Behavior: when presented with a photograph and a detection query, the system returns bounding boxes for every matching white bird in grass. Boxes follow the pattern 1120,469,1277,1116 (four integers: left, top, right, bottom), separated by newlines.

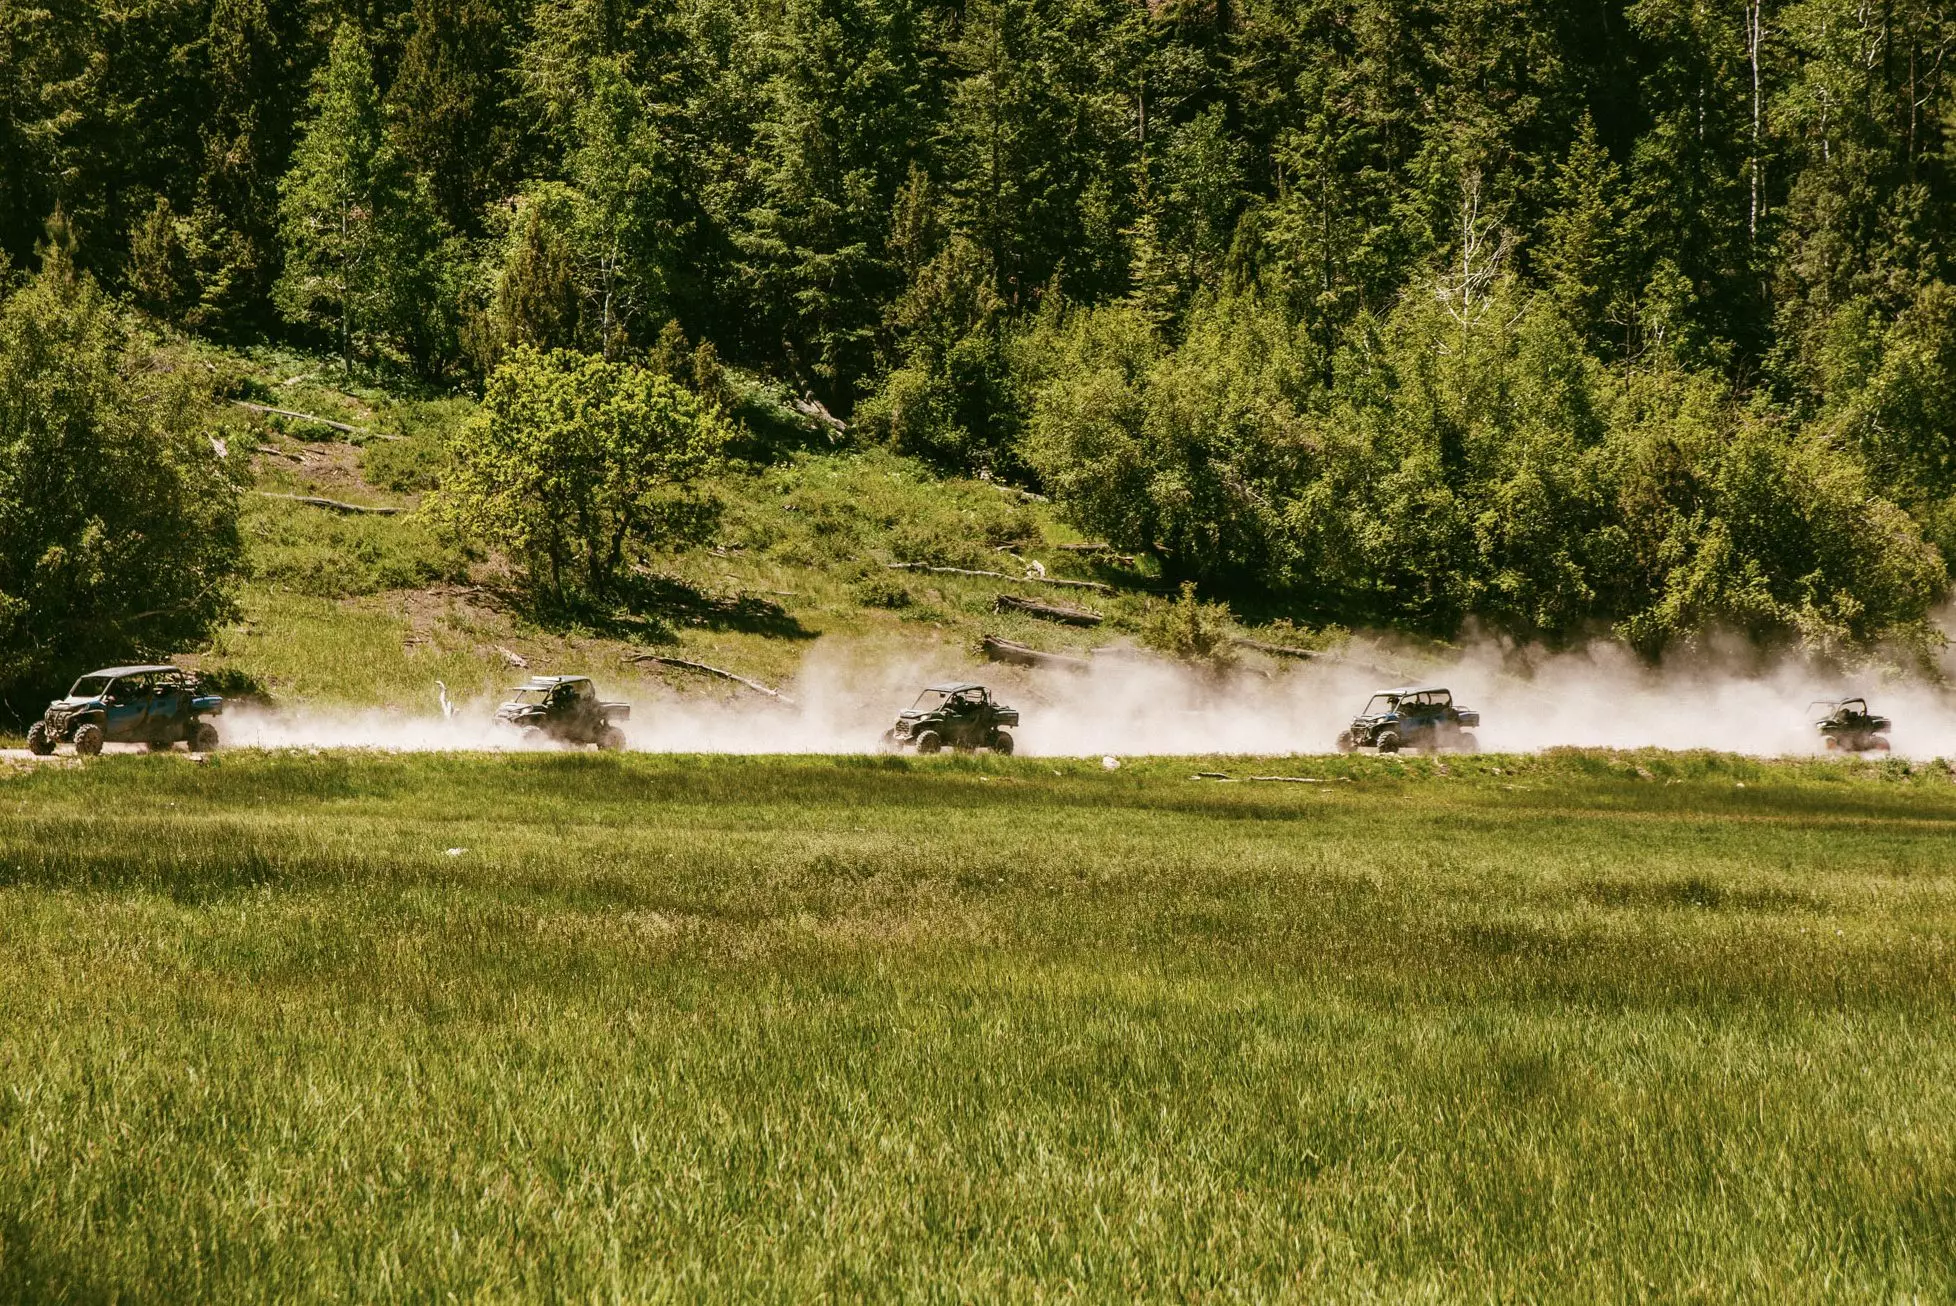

436,680,456,719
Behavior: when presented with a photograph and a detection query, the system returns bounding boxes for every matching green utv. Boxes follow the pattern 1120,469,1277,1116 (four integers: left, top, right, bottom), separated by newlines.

28,665,223,756
1810,697,1892,753
1336,686,1479,755
883,683,1019,754
495,676,631,750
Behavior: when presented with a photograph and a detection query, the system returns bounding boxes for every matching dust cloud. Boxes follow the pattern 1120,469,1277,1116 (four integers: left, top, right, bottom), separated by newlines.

211,630,1956,759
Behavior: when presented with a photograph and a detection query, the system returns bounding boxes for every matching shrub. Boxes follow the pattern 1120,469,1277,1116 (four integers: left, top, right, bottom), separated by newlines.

1141,582,1237,667
849,575,913,609
0,264,243,711
428,347,731,603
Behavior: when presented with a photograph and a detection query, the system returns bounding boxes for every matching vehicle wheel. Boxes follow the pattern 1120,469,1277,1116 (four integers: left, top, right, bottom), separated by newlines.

598,726,627,752
1872,736,1892,752
190,721,219,753
1454,732,1479,754
914,730,943,755
990,730,1014,756
1375,731,1400,755
1824,736,1841,751
73,724,104,757
1335,730,1356,755
26,722,54,756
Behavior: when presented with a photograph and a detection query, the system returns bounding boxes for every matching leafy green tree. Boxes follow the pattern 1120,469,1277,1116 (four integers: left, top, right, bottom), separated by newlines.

0,260,242,712
430,347,733,602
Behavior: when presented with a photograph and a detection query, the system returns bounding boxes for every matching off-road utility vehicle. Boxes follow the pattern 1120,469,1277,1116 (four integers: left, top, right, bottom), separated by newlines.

1336,686,1479,754
1809,697,1891,752
884,683,1019,754
28,666,223,756
495,676,631,749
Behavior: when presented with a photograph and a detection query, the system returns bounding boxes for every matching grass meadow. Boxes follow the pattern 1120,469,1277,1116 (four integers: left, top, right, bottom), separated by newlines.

2,748,1954,1301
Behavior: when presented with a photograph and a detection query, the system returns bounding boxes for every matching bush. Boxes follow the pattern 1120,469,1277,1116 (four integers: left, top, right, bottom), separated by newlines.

1021,286,1947,653
849,575,913,609
429,347,732,604
0,264,243,712
1141,582,1237,667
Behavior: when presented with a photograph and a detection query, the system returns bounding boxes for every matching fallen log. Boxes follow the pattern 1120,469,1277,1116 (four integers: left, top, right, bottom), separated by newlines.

1055,543,1138,565
232,399,403,441
257,492,399,515
233,399,361,433
1231,637,1318,660
629,653,796,704
994,594,1102,627
1228,636,1413,681
980,635,1090,671
884,563,1113,595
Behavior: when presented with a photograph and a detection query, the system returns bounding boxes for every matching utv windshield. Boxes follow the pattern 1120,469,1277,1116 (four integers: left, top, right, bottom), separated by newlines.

68,675,114,699
511,687,553,705
1362,694,1401,717
910,689,951,710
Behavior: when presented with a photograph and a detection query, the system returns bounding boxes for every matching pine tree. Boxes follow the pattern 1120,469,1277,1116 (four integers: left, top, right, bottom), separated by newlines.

275,24,450,377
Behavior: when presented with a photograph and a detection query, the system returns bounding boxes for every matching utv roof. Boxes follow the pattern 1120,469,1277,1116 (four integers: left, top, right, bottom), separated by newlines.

83,664,179,678
1375,685,1449,696
925,682,984,693
515,675,591,687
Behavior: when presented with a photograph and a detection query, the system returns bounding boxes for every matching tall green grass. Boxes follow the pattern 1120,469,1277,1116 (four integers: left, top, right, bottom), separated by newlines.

3,752,1953,1300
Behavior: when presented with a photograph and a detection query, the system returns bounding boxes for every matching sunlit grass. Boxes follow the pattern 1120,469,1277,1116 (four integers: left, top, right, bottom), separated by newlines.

2,750,1953,1299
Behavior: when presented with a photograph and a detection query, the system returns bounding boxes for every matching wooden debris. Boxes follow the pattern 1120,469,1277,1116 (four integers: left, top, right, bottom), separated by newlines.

233,399,362,433
1192,772,1233,781
980,635,1089,671
1248,775,1326,784
629,653,796,704
1056,543,1138,565
256,492,399,515
884,563,1114,595
994,594,1102,627
232,399,402,440
1231,637,1319,660
494,645,529,668
253,444,302,460
1228,636,1413,681
789,393,848,440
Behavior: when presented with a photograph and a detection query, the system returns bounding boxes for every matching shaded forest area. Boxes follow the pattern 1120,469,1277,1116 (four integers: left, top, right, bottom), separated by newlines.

5,0,1956,652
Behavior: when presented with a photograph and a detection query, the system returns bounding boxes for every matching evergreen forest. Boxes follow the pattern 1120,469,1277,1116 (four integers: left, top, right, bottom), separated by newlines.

7,0,1956,655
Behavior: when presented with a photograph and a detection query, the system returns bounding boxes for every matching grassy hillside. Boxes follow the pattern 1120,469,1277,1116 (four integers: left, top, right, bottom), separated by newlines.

192,349,1356,717
2,749,1953,1299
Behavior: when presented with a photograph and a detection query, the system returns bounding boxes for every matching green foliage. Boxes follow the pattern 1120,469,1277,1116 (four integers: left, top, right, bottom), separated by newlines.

848,574,913,608
1024,285,1947,651
9,0,1956,654
0,264,242,711
430,347,733,602
275,26,454,377
1140,581,1237,666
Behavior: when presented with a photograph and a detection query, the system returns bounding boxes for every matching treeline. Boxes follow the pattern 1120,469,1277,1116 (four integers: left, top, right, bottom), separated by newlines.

6,0,1956,651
